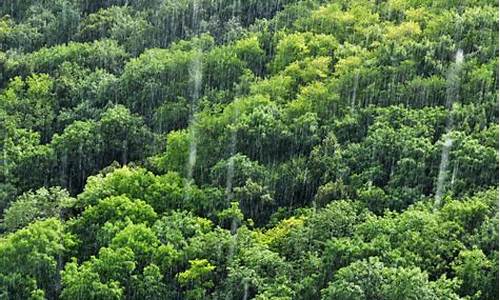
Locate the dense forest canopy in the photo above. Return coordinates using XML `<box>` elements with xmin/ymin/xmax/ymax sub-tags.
<box><xmin>0</xmin><ymin>0</ymin><xmax>498</xmax><ymax>299</ymax></box>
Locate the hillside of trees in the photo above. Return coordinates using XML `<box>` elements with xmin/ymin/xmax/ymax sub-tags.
<box><xmin>0</xmin><ymin>0</ymin><xmax>498</xmax><ymax>299</ymax></box>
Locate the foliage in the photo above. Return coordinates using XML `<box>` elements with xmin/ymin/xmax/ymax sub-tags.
<box><xmin>0</xmin><ymin>0</ymin><xmax>497</xmax><ymax>299</ymax></box>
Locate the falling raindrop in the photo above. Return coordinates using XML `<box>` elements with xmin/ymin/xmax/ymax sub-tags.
<box><xmin>351</xmin><ymin>70</ymin><xmax>359</xmax><ymax>112</ymax></box>
<box><xmin>2</xmin><ymin>136</ymin><xmax>8</xmax><ymax>178</ymax></box>
<box><xmin>434</xmin><ymin>135</ymin><xmax>453</xmax><ymax>207</ymax></box>
<box><xmin>242</xmin><ymin>281</ymin><xmax>249</xmax><ymax>300</ymax></box>
<box><xmin>185</xmin><ymin>0</ymin><xmax>203</xmax><ymax>183</ymax></box>
<box><xmin>225</xmin><ymin>108</ymin><xmax>240</xmax><ymax>201</ymax></box>
<box><xmin>434</xmin><ymin>49</ymin><xmax>464</xmax><ymax>209</ymax></box>
<box><xmin>225</xmin><ymin>144</ymin><xmax>236</xmax><ymax>199</ymax></box>
<box><xmin>451</xmin><ymin>161</ymin><xmax>459</xmax><ymax>187</ymax></box>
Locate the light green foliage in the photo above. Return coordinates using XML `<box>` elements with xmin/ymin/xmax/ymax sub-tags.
<box><xmin>72</xmin><ymin>195</ymin><xmax>157</xmax><ymax>257</ymax></box>
<box><xmin>453</xmin><ymin>248</ymin><xmax>493</xmax><ymax>298</ymax></box>
<box><xmin>178</xmin><ymin>259</ymin><xmax>216</xmax><ymax>300</ymax></box>
<box><xmin>0</xmin><ymin>219</ymin><xmax>76</xmax><ymax>299</ymax></box>
<box><xmin>0</xmin><ymin>0</ymin><xmax>497</xmax><ymax>299</ymax></box>
<box><xmin>321</xmin><ymin>257</ymin><xmax>460</xmax><ymax>300</ymax></box>
<box><xmin>133</xmin><ymin>264</ymin><xmax>170</xmax><ymax>299</ymax></box>
<box><xmin>77</xmin><ymin>6</ymin><xmax>154</xmax><ymax>55</ymax></box>
<box><xmin>61</xmin><ymin>257</ymin><xmax>124</xmax><ymax>300</ymax></box>
<box><xmin>155</xmin><ymin>130</ymin><xmax>190</xmax><ymax>174</ymax></box>
<box><xmin>2</xmin><ymin>186</ymin><xmax>74</xmax><ymax>231</ymax></box>
<box><xmin>153</xmin><ymin>211</ymin><xmax>213</xmax><ymax>249</ymax></box>
<box><xmin>217</xmin><ymin>202</ymin><xmax>245</xmax><ymax>230</ymax></box>
<box><xmin>271</xmin><ymin>32</ymin><xmax>337</xmax><ymax>73</ymax></box>
<box><xmin>233</xmin><ymin>36</ymin><xmax>266</xmax><ymax>74</ymax></box>
<box><xmin>77</xmin><ymin>166</ymin><xmax>156</xmax><ymax>207</ymax></box>
<box><xmin>0</xmin><ymin>74</ymin><xmax>56</xmax><ymax>141</ymax></box>
<box><xmin>110</xmin><ymin>224</ymin><xmax>160</xmax><ymax>267</ymax></box>
<box><xmin>7</xmin><ymin>39</ymin><xmax>128</xmax><ymax>77</ymax></box>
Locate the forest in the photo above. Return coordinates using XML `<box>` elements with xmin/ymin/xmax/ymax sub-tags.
<box><xmin>0</xmin><ymin>0</ymin><xmax>498</xmax><ymax>299</ymax></box>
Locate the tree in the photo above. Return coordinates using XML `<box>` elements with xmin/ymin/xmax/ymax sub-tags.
<box><xmin>452</xmin><ymin>248</ymin><xmax>494</xmax><ymax>299</ymax></box>
<box><xmin>77</xmin><ymin>6</ymin><xmax>154</xmax><ymax>55</ymax></box>
<box><xmin>51</xmin><ymin>120</ymin><xmax>101</xmax><ymax>193</ymax></box>
<box><xmin>153</xmin><ymin>130</ymin><xmax>190</xmax><ymax>175</ymax></box>
<box><xmin>71</xmin><ymin>195</ymin><xmax>157</xmax><ymax>258</ymax></box>
<box><xmin>0</xmin><ymin>219</ymin><xmax>77</xmax><ymax>299</ymax></box>
<box><xmin>118</xmin><ymin>43</ymin><xmax>204</xmax><ymax>123</ymax></box>
<box><xmin>0</xmin><ymin>74</ymin><xmax>57</xmax><ymax>142</ymax></box>
<box><xmin>0</xmin><ymin>0</ymin><xmax>498</xmax><ymax>298</ymax></box>
<box><xmin>132</xmin><ymin>264</ymin><xmax>171</xmax><ymax>300</ymax></box>
<box><xmin>61</xmin><ymin>258</ymin><xmax>123</xmax><ymax>300</ymax></box>
<box><xmin>99</xmin><ymin>105</ymin><xmax>154</xmax><ymax>165</ymax></box>
<box><xmin>321</xmin><ymin>257</ymin><xmax>461</xmax><ymax>300</ymax></box>
<box><xmin>2</xmin><ymin>186</ymin><xmax>74</xmax><ymax>231</ymax></box>
<box><xmin>178</xmin><ymin>259</ymin><xmax>216</xmax><ymax>300</ymax></box>
<box><xmin>77</xmin><ymin>166</ymin><xmax>156</xmax><ymax>208</ymax></box>
<box><xmin>11</xmin><ymin>40</ymin><xmax>129</xmax><ymax>77</ymax></box>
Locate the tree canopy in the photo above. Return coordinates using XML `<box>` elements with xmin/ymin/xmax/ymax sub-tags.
<box><xmin>0</xmin><ymin>0</ymin><xmax>498</xmax><ymax>299</ymax></box>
